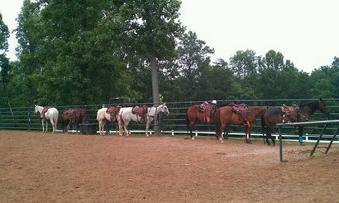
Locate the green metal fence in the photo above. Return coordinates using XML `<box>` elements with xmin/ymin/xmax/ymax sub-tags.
<box><xmin>0</xmin><ymin>98</ymin><xmax>338</xmax><ymax>142</ymax></box>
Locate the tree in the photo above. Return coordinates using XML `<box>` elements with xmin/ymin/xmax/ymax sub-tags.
<box><xmin>255</xmin><ymin>50</ymin><xmax>312</xmax><ymax>99</ymax></box>
<box><xmin>310</xmin><ymin>57</ymin><xmax>339</xmax><ymax>98</ymax></box>
<box><xmin>0</xmin><ymin>13</ymin><xmax>10</xmax><ymax>106</ymax></box>
<box><xmin>119</xmin><ymin>0</ymin><xmax>183</xmax><ymax>104</ymax></box>
<box><xmin>14</xmin><ymin>0</ymin><xmax>131</xmax><ymax>105</ymax></box>
<box><xmin>159</xmin><ymin>31</ymin><xmax>216</xmax><ymax>101</ymax></box>
<box><xmin>260</xmin><ymin>49</ymin><xmax>286</xmax><ymax>71</ymax></box>
<box><xmin>229</xmin><ymin>49</ymin><xmax>258</xmax><ymax>78</ymax></box>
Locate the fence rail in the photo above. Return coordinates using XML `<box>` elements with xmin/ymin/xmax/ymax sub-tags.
<box><xmin>0</xmin><ymin>98</ymin><xmax>339</xmax><ymax>143</ymax></box>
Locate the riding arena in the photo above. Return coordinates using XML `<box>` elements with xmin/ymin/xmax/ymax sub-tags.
<box><xmin>0</xmin><ymin>98</ymin><xmax>339</xmax><ymax>202</ymax></box>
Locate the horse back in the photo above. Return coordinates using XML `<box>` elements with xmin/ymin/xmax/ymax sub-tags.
<box><xmin>264</xmin><ymin>107</ymin><xmax>283</xmax><ymax>125</ymax></box>
<box><xmin>46</xmin><ymin>107</ymin><xmax>58</xmax><ymax>120</ymax></box>
<box><xmin>218</xmin><ymin>106</ymin><xmax>242</xmax><ymax>124</ymax></box>
<box><xmin>97</xmin><ymin>108</ymin><xmax>108</xmax><ymax>121</ymax></box>
<box><xmin>186</xmin><ymin>105</ymin><xmax>199</xmax><ymax>119</ymax></box>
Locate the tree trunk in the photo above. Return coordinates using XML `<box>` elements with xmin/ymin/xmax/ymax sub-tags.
<box><xmin>150</xmin><ymin>55</ymin><xmax>160</xmax><ymax>134</ymax></box>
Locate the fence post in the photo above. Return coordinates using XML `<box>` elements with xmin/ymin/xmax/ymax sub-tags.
<box><xmin>27</xmin><ymin>109</ymin><xmax>31</xmax><ymax>130</ymax></box>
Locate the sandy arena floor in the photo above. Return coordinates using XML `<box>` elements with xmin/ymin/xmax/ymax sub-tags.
<box><xmin>0</xmin><ymin>130</ymin><xmax>338</xmax><ymax>202</ymax></box>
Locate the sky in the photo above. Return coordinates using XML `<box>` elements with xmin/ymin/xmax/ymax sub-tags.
<box><xmin>1</xmin><ymin>0</ymin><xmax>338</xmax><ymax>73</ymax></box>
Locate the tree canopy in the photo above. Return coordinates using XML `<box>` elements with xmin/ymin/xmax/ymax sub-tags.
<box><xmin>0</xmin><ymin>1</ymin><xmax>338</xmax><ymax>107</ymax></box>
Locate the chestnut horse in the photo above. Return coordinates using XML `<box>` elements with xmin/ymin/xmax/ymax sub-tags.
<box><xmin>186</xmin><ymin>103</ymin><xmax>217</xmax><ymax>140</ymax></box>
<box><xmin>62</xmin><ymin>108</ymin><xmax>87</xmax><ymax>133</ymax></box>
<box><xmin>216</xmin><ymin>106</ymin><xmax>266</xmax><ymax>144</ymax></box>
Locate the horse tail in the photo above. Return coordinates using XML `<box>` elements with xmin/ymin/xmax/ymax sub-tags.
<box><xmin>54</xmin><ymin>110</ymin><xmax>59</xmax><ymax>131</ymax></box>
<box><xmin>119</xmin><ymin>113</ymin><xmax>125</xmax><ymax>127</ymax></box>
<box><xmin>186</xmin><ymin>111</ymin><xmax>189</xmax><ymax>130</ymax></box>
<box><xmin>215</xmin><ymin>108</ymin><xmax>221</xmax><ymax>136</ymax></box>
<box><xmin>62</xmin><ymin>113</ymin><xmax>65</xmax><ymax>132</ymax></box>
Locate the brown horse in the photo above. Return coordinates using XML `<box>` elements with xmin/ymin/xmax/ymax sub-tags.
<box><xmin>62</xmin><ymin>108</ymin><xmax>87</xmax><ymax>133</ymax></box>
<box><xmin>263</xmin><ymin>105</ymin><xmax>300</xmax><ymax>145</ymax></box>
<box><xmin>216</xmin><ymin>105</ymin><xmax>266</xmax><ymax>144</ymax></box>
<box><xmin>186</xmin><ymin>103</ymin><xmax>217</xmax><ymax>140</ymax></box>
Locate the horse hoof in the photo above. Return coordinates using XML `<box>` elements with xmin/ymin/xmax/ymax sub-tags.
<box><xmin>191</xmin><ymin>137</ymin><xmax>195</xmax><ymax>140</ymax></box>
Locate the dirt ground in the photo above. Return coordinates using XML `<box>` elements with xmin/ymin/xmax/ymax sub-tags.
<box><xmin>0</xmin><ymin>131</ymin><xmax>338</xmax><ymax>202</ymax></box>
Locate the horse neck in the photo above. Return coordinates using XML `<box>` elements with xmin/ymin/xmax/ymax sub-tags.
<box><xmin>148</xmin><ymin>107</ymin><xmax>157</xmax><ymax>116</ymax></box>
<box><xmin>254</xmin><ymin>107</ymin><xmax>265</xmax><ymax>117</ymax></box>
<box><xmin>301</xmin><ymin>103</ymin><xmax>316</xmax><ymax>116</ymax></box>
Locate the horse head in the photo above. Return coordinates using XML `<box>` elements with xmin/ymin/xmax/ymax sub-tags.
<box><xmin>34</xmin><ymin>105</ymin><xmax>40</xmax><ymax>114</ymax></box>
<box><xmin>157</xmin><ymin>103</ymin><xmax>170</xmax><ymax>116</ymax></box>
<box><xmin>106</xmin><ymin>106</ymin><xmax>121</xmax><ymax>122</ymax></box>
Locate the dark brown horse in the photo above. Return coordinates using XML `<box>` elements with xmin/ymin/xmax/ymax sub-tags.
<box><xmin>62</xmin><ymin>108</ymin><xmax>87</xmax><ymax>133</ymax></box>
<box><xmin>216</xmin><ymin>105</ymin><xmax>266</xmax><ymax>144</ymax></box>
<box><xmin>296</xmin><ymin>98</ymin><xmax>329</xmax><ymax>144</ymax></box>
<box><xmin>263</xmin><ymin>105</ymin><xmax>300</xmax><ymax>145</ymax></box>
<box><xmin>186</xmin><ymin>103</ymin><xmax>217</xmax><ymax>140</ymax></box>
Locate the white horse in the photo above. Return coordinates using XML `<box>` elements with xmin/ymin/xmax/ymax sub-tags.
<box><xmin>34</xmin><ymin>105</ymin><xmax>59</xmax><ymax>133</ymax></box>
<box><xmin>118</xmin><ymin>103</ymin><xmax>169</xmax><ymax>136</ymax></box>
<box><xmin>97</xmin><ymin>107</ymin><xmax>111</xmax><ymax>135</ymax></box>
<box><xmin>96</xmin><ymin>106</ymin><xmax>120</xmax><ymax>135</ymax></box>
<box><xmin>145</xmin><ymin>103</ymin><xmax>170</xmax><ymax>136</ymax></box>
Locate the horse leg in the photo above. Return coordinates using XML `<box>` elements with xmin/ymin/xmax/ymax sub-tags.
<box><xmin>66</xmin><ymin>120</ymin><xmax>70</xmax><ymax>134</ymax></box>
<box><xmin>298</xmin><ymin>126</ymin><xmax>305</xmax><ymax>145</ymax></box>
<box><xmin>145</xmin><ymin>120</ymin><xmax>150</xmax><ymax>136</ymax></box>
<box><xmin>245</xmin><ymin>123</ymin><xmax>253</xmax><ymax>144</ymax></box>
<box><xmin>54</xmin><ymin>117</ymin><xmax>58</xmax><ymax>133</ymax></box>
<box><xmin>218</xmin><ymin>123</ymin><xmax>226</xmax><ymax>143</ymax></box>
<box><xmin>272</xmin><ymin>134</ymin><xmax>276</xmax><ymax>146</ymax></box>
<box><xmin>123</xmin><ymin>121</ymin><xmax>130</xmax><ymax>136</ymax></box>
<box><xmin>224</xmin><ymin>126</ymin><xmax>230</xmax><ymax>140</ymax></box>
<box><xmin>102</xmin><ymin>120</ymin><xmax>107</xmax><ymax>135</ymax></box>
<box><xmin>270</xmin><ymin>127</ymin><xmax>275</xmax><ymax>146</ymax></box>
<box><xmin>266</xmin><ymin>127</ymin><xmax>271</xmax><ymax>145</ymax></box>
<box><xmin>98</xmin><ymin>120</ymin><xmax>101</xmax><ymax>135</ymax></box>
<box><xmin>189</xmin><ymin>121</ymin><xmax>195</xmax><ymax>140</ymax></box>
<box><xmin>99</xmin><ymin>120</ymin><xmax>105</xmax><ymax>135</ymax></box>
<box><xmin>45</xmin><ymin>120</ymin><xmax>48</xmax><ymax>132</ymax></box>
<box><xmin>41</xmin><ymin>120</ymin><xmax>45</xmax><ymax>132</ymax></box>
<box><xmin>50</xmin><ymin>119</ymin><xmax>55</xmax><ymax>133</ymax></box>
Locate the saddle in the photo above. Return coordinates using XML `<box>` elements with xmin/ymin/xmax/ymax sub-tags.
<box><xmin>106</xmin><ymin>106</ymin><xmax>121</xmax><ymax>121</ymax></box>
<box><xmin>199</xmin><ymin>102</ymin><xmax>209</xmax><ymax>112</ymax></box>
<box><xmin>229</xmin><ymin>103</ymin><xmax>248</xmax><ymax>124</ymax></box>
<box><xmin>41</xmin><ymin>107</ymin><xmax>49</xmax><ymax>119</ymax></box>
<box><xmin>132</xmin><ymin>105</ymin><xmax>148</xmax><ymax>122</ymax></box>
<box><xmin>281</xmin><ymin>104</ymin><xmax>299</xmax><ymax>123</ymax></box>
